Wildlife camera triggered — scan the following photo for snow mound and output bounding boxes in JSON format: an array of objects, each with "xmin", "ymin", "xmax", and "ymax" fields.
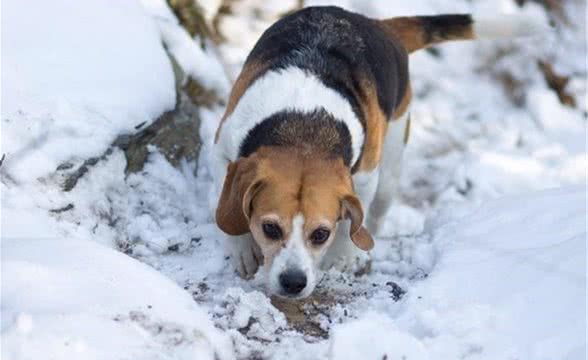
[
  {"xmin": 324, "ymin": 186, "xmax": 585, "ymax": 360},
  {"xmin": 329, "ymin": 312, "xmax": 429, "ymax": 360},
  {"xmin": 1, "ymin": 237, "xmax": 234, "ymax": 360},
  {"xmin": 1, "ymin": 0, "xmax": 176, "ymax": 182},
  {"xmin": 397, "ymin": 186, "xmax": 586, "ymax": 359}
]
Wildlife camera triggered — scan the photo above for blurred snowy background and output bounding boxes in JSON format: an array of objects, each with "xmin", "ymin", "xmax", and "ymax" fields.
[{"xmin": 1, "ymin": 0, "xmax": 586, "ymax": 359}]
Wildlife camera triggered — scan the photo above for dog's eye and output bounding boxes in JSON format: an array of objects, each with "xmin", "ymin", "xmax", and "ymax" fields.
[
  {"xmin": 310, "ymin": 228, "xmax": 330, "ymax": 245},
  {"xmin": 262, "ymin": 222, "xmax": 283, "ymax": 240}
]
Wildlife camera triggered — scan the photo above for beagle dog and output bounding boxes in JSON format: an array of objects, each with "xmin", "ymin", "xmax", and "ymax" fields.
[{"xmin": 213, "ymin": 6, "xmax": 540, "ymax": 298}]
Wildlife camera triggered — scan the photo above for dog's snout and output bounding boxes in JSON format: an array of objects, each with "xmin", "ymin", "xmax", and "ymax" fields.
[{"xmin": 279, "ymin": 269, "xmax": 307, "ymax": 295}]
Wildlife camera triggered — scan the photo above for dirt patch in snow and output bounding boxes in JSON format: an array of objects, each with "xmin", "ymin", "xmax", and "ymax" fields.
[{"xmin": 270, "ymin": 292, "xmax": 341, "ymax": 339}]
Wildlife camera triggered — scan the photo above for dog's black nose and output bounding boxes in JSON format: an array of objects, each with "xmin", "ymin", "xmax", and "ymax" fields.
[{"xmin": 279, "ymin": 269, "xmax": 307, "ymax": 295}]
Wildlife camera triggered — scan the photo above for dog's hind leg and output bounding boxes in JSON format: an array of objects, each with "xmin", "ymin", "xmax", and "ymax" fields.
[{"xmin": 366, "ymin": 111, "xmax": 410, "ymax": 235}]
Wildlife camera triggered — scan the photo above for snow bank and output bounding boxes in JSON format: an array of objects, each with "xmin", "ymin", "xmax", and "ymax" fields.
[
  {"xmin": 410, "ymin": 186, "xmax": 586, "ymax": 359},
  {"xmin": 329, "ymin": 312, "xmax": 428, "ymax": 360},
  {"xmin": 1, "ymin": 0, "xmax": 176, "ymax": 182},
  {"xmin": 1, "ymin": 1, "xmax": 236, "ymax": 358},
  {"xmin": 331, "ymin": 186, "xmax": 586, "ymax": 360},
  {"xmin": 1, "ymin": 237, "xmax": 234, "ymax": 360},
  {"xmin": 140, "ymin": 0, "xmax": 231, "ymax": 97}
]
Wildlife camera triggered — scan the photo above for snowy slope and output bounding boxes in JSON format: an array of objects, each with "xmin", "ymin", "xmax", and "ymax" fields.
[
  {"xmin": 349, "ymin": 186, "xmax": 586, "ymax": 360},
  {"xmin": 2, "ymin": 238, "xmax": 233, "ymax": 360},
  {"xmin": 1, "ymin": 0, "xmax": 176, "ymax": 182},
  {"xmin": 1, "ymin": 0, "xmax": 586, "ymax": 359},
  {"xmin": 1, "ymin": 0, "xmax": 232, "ymax": 359},
  {"xmin": 405, "ymin": 186, "xmax": 586, "ymax": 359}
]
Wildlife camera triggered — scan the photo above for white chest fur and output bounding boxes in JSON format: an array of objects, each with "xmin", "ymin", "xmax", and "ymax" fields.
[{"xmin": 216, "ymin": 66, "xmax": 364, "ymax": 165}]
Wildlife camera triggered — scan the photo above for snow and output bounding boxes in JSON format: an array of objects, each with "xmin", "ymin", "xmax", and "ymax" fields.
[
  {"xmin": 141, "ymin": 0, "xmax": 231, "ymax": 97},
  {"xmin": 329, "ymin": 312, "xmax": 429, "ymax": 360},
  {"xmin": 329, "ymin": 187, "xmax": 585, "ymax": 360},
  {"xmin": 1, "ymin": 237, "xmax": 233, "ymax": 360},
  {"xmin": 395, "ymin": 186, "xmax": 584, "ymax": 359},
  {"xmin": 1, "ymin": 0, "xmax": 586, "ymax": 359},
  {"xmin": 1, "ymin": 0, "xmax": 176, "ymax": 183}
]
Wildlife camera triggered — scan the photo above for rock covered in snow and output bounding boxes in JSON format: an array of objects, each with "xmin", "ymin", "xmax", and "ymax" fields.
[{"xmin": 1, "ymin": 0, "xmax": 176, "ymax": 183}]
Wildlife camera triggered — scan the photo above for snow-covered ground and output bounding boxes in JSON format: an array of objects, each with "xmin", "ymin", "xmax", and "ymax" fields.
[{"xmin": 1, "ymin": 0, "xmax": 586, "ymax": 359}]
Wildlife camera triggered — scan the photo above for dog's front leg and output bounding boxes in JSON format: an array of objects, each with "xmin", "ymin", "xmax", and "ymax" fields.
[
  {"xmin": 225, "ymin": 234, "xmax": 263, "ymax": 279},
  {"xmin": 321, "ymin": 221, "xmax": 370, "ymax": 273},
  {"xmin": 320, "ymin": 168, "xmax": 378, "ymax": 272}
]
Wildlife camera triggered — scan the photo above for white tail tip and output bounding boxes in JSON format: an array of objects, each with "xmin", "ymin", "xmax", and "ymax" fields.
[{"xmin": 473, "ymin": 14, "xmax": 550, "ymax": 39}]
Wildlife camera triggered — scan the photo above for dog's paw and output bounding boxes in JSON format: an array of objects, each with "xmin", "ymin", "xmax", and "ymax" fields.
[
  {"xmin": 227, "ymin": 236, "xmax": 262, "ymax": 279},
  {"xmin": 237, "ymin": 246, "xmax": 262, "ymax": 279},
  {"xmin": 321, "ymin": 247, "xmax": 371, "ymax": 274}
]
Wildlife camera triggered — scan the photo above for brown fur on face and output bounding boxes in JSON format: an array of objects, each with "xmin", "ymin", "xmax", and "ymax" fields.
[{"xmin": 215, "ymin": 146, "xmax": 374, "ymax": 265}]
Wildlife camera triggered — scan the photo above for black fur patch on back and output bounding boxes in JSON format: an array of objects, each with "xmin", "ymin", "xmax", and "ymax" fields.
[
  {"xmin": 243, "ymin": 6, "xmax": 409, "ymax": 121},
  {"xmin": 420, "ymin": 14, "xmax": 473, "ymax": 43},
  {"xmin": 239, "ymin": 109, "xmax": 353, "ymax": 166}
]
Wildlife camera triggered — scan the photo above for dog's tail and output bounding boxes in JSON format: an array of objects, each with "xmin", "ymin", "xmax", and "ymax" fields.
[{"xmin": 381, "ymin": 14, "xmax": 546, "ymax": 53}]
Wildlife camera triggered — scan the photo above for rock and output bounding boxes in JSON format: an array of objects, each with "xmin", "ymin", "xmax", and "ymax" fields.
[
  {"xmin": 120, "ymin": 92, "xmax": 202, "ymax": 174},
  {"xmin": 537, "ymin": 60, "xmax": 576, "ymax": 107},
  {"xmin": 385, "ymin": 281, "xmax": 406, "ymax": 301},
  {"xmin": 185, "ymin": 77, "xmax": 224, "ymax": 108},
  {"xmin": 167, "ymin": 0, "xmax": 213, "ymax": 43}
]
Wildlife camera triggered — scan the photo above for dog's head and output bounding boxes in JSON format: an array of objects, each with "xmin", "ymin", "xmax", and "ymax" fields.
[{"xmin": 216, "ymin": 147, "xmax": 373, "ymax": 298}]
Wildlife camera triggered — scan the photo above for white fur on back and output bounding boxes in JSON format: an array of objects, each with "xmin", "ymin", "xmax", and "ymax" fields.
[{"xmin": 216, "ymin": 66, "xmax": 364, "ymax": 165}]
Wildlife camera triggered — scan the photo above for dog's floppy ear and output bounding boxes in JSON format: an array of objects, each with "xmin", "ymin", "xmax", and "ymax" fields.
[
  {"xmin": 341, "ymin": 194, "xmax": 374, "ymax": 251},
  {"xmin": 216, "ymin": 156, "xmax": 264, "ymax": 235}
]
